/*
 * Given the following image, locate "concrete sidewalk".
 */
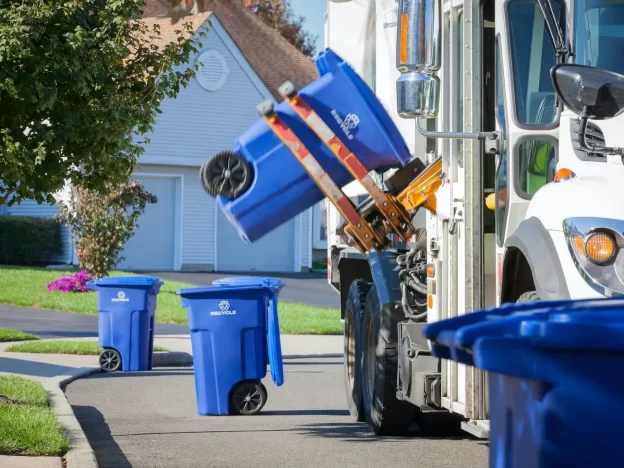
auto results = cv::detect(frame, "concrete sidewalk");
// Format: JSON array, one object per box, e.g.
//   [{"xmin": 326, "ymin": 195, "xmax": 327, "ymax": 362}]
[
  {"xmin": 0, "ymin": 333, "xmax": 343, "ymax": 359},
  {"xmin": 0, "ymin": 334, "xmax": 342, "ymax": 468}
]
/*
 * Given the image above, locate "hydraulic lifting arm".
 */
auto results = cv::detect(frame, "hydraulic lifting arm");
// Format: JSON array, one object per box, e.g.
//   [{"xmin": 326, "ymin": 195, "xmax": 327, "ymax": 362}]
[{"xmin": 258, "ymin": 81, "xmax": 444, "ymax": 255}]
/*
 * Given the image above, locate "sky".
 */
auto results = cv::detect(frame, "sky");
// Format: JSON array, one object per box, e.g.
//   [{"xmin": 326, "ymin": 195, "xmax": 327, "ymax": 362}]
[{"xmin": 290, "ymin": 0, "xmax": 326, "ymax": 52}]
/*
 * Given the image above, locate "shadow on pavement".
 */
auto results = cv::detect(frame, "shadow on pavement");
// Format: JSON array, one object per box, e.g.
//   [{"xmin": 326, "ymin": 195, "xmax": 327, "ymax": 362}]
[
  {"xmin": 88, "ymin": 370, "xmax": 195, "ymax": 379},
  {"xmin": 0, "ymin": 356, "xmax": 75, "ymax": 378},
  {"xmin": 72, "ymin": 405, "xmax": 132, "ymax": 468},
  {"xmin": 296, "ymin": 422, "xmax": 480, "ymax": 443},
  {"xmin": 263, "ymin": 409, "xmax": 350, "ymax": 416},
  {"xmin": 283, "ymin": 361, "xmax": 342, "ymax": 366}
]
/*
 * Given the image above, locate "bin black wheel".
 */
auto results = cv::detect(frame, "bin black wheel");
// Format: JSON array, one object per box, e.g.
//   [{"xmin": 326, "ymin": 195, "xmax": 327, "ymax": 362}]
[
  {"xmin": 230, "ymin": 381, "xmax": 267, "ymax": 415},
  {"xmin": 99, "ymin": 349, "xmax": 121, "ymax": 373},
  {"xmin": 200, "ymin": 151, "xmax": 252, "ymax": 200}
]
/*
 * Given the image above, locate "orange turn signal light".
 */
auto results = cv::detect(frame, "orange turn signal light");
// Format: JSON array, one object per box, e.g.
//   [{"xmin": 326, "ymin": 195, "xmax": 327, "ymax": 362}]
[
  {"xmin": 554, "ymin": 168, "xmax": 576, "ymax": 182},
  {"xmin": 426, "ymin": 263, "xmax": 435, "ymax": 277},
  {"xmin": 585, "ymin": 232, "xmax": 616, "ymax": 264}
]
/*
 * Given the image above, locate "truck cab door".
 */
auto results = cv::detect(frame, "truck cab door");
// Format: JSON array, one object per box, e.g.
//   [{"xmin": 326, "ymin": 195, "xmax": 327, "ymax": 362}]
[{"xmin": 493, "ymin": 0, "xmax": 561, "ymax": 304}]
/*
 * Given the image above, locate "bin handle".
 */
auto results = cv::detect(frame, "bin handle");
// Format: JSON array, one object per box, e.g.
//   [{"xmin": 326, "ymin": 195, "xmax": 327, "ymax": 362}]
[{"xmin": 266, "ymin": 291, "xmax": 285, "ymax": 386}]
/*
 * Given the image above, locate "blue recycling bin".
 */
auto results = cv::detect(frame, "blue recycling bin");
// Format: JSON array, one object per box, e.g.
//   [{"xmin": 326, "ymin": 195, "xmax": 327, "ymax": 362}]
[
  {"xmin": 178, "ymin": 281, "xmax": 284, "ymax": 416},
  {"xmin": 422, "ymin": 297, "xmax": 624, "ymax": 468},
  {"xmin": 218, "ymin": 48, "xmax": 412, "ymax": 243},
  {"xmin": 87, "ymin": 276, "xmax": 163, "ymax": 373},
  {"xmin": 212, "ymin": 276, "xmax": 286, "ymax": 386}
]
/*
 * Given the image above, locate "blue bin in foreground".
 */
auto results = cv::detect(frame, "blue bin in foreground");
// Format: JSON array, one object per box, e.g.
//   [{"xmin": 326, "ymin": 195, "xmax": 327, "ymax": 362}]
[
  {"xmin": 217, "ymin": 48, "xmax": 412, "ymax": 243},
  {"xmin": 178, "ymin": 281, "xmax": 284, "ymax": 416},
  {"xmin": 422, "ymin": 297, "xmax": 624, "ymax": 468},
  {"xmin": 87, "ymin": 276, "xmax": 163, "ymax": 373},
  {"xmin": 212, "ymin": 276, "xmax": 286, "ymax": 386}
]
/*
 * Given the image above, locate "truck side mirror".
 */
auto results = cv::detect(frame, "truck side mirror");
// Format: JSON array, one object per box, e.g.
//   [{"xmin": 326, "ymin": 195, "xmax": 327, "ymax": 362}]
[
  {"xmin": 551, "ymin": 63, "xmax": 624, "ymax": 120},
  {"xmin": 396, "ymin": 0, "xmax": 442, "ymax": 119},
  {"xmin": 551, "ymin": 63, "xmax": 624, "ymax": 158}
]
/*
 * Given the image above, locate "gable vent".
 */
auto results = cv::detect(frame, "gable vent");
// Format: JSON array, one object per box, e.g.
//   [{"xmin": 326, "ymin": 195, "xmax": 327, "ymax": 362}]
[
  {"xmin": 196, "ymin": 50, "xmax": 230, "ymax": 92},
  {"xmin": 570, "ymin": 119, "xmax": 606, "ymax": 161}
]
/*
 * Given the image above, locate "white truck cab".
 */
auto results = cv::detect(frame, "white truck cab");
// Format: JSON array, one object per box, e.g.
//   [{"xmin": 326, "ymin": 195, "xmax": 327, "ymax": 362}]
[{"xmin": 325, "ymin": 0, "xmax": 624, "ymax": 438}]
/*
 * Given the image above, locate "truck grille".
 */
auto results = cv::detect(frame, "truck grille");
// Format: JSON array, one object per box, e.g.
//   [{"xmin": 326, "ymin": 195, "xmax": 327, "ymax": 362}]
[{"xmin": 570, "ymin": 119, "xmax": 606, "ymax": 160}]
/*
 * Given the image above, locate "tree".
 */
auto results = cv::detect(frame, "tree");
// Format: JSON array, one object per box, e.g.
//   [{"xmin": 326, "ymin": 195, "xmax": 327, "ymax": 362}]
[
  {"xmin": 0, "ymin": 0, "xmax": 206, "ymax": 206},
  {"xmin": 243, "ymin": 0, "xmax": 317, "ymax": 58},
  {"xmin": 56, "ymin": 180, "xmax": 157, "ymax": 278}
]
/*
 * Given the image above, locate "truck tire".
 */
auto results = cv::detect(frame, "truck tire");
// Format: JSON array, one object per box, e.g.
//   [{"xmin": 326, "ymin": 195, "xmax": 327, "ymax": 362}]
[
  {"xmin": 343, "ymin": 280, "xmax": 372, "ymax": 422},
  {"xmin": 361, "ymin": 285, "xmax": 415, "ymax": 436},
  {"xmin": 516, "ymin": 290, "xmax": 540, "ymax": 303}
]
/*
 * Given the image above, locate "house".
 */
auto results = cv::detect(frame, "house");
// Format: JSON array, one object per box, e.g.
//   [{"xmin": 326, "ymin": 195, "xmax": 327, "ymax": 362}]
[{"xmin": 3, "ymin": 0, "xmax": 327, "ymax": 273}]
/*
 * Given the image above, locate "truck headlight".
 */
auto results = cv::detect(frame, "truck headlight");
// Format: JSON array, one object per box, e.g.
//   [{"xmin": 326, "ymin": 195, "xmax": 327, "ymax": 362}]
[
  {"xmin": 564, "ymin": 217, "xmax": 624, "ymax": 297},
  {"xmin": 572, "ymin": 231, "xmax": 618, "ymax": 265}
]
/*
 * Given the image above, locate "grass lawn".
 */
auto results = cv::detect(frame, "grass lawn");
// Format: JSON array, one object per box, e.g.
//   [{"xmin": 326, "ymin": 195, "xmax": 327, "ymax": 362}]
[
  {"xmin": 0, "ymin": 266, "xmax": 343, "ymax": 335},
  {"xmin": 0, "ymin": 375, "xmax": 69, "ymax": 456},
  {"xmin": 0, "ymin": 328, "xmax": 39, "ymax": 343},
  {"xmin": 5, "ymin": 340, "xmax": 169, "ymax": 355}
]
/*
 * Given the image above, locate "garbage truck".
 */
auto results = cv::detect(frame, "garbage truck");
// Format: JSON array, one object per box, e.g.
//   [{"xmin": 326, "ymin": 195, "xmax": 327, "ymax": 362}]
[
  {"xmin": 199, "ymin": 0, "xmax": 624, "ymax": 439},
  {"xmin": 321, "ymin": 0, "xmax": 624, "ymax": 438}
]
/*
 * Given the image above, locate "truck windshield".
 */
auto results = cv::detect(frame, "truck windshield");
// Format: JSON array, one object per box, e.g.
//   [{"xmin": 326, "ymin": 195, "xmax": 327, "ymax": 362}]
[{"xmin": 574, "ymin": 0, "xmax": 624, "ymax": 75}]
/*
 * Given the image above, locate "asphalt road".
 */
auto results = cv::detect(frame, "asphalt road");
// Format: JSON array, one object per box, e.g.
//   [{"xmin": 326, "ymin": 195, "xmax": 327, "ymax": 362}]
[
  {"xmin": 149, "ymin": 271, "xmax": 340, "ymax": 309},
  {"xmin": 66, "ymin": 359, "xmax": 488, "ymax": 468},
  {"xmin": 0, "ymin": 304, "xmax": 187, "ymax": 339}
]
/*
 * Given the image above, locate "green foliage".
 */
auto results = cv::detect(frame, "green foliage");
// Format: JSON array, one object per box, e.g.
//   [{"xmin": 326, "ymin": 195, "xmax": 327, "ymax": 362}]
[
  {"xmin": 0, "ymin": 0, "xmax": 206, "ymax": 206},
  {"xmin": 55, "ymin": 180, "xmax": 157, "ymax": 278},
  {"xmin": 0, "ymin": 216, "xmax": 61, "ymax": 265},
  {"xmin": 243, "ymin": 0, "xmax": 317, "ymax": 58},
  {"xmin": 0, "ymin": 376, "xmax": 69, "ymax": 456}
]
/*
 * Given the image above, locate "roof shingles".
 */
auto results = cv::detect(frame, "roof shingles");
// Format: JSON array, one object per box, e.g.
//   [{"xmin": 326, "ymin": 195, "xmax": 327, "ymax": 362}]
[{"xmin": 141, "ymin": 0, "xmax": 319, "ymax": 100}]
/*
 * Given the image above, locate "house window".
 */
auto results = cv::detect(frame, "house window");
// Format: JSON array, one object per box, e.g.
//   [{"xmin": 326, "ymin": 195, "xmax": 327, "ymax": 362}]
[
  {"xmin": 195, "ymin": 50, "xmax": 230, "ymax": 92},
  {"xmin": 313, "ymin": 200, "xmax": 328, "ymax": 250}
]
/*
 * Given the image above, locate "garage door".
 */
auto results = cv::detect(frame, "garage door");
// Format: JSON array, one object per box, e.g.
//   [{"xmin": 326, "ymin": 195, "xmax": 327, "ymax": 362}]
[
  {"xmin": 117, "ymin": 177, "xmax": 178, "ymax": 271},
  {"xmin": 216, "ymin": 205, "xmax": 295, "ymax": 272}
]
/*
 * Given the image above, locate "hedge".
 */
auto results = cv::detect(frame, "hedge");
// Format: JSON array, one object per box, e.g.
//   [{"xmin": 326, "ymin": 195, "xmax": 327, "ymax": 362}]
[{"xmin": 0, "ymin": 216, "xmax": 63, "ymax": 265}]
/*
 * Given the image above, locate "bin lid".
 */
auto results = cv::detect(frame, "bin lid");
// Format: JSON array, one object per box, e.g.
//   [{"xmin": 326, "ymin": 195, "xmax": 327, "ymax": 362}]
[
  {"xmin": 177, "ymin": 283, "xmax": 279, "ymax": 297},
  {"xmin": 87, "ymin": 276, "xmax": 163, "ymax": 288},
  {"xmin": 212, "ymin": 276, "xmax": 285, "ymax": 290},
  {"xmin": 422, "ymin": 297, "xmax": 624, "ymax": 368}
]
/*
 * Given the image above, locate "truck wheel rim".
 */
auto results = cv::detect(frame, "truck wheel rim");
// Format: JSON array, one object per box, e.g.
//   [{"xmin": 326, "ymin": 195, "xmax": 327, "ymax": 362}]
[
  {"xmin": 346, "ymin": 316, "xmax": 356, "ymax": 388},
  {"xmin": 366, "ymin": 316, "xmax": 375, "ymax": 399}
]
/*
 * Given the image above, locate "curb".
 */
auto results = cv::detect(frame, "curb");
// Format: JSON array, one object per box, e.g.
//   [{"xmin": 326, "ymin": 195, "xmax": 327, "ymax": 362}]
[
  {"xmin": 44, "ymin": 368, "xmax": 101, "ymax": 468},
  {"xmin": 152, "ymin": 351, "xmax": 343, "ymax": 367}
]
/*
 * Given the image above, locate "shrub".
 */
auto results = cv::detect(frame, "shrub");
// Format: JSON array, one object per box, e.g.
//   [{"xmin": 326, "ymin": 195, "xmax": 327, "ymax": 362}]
[
  {"xmin": 0, "ymin": 216, "xmax": 62, "ymax": 265},
  {"xmin": 55, "ymin": 181, "xmax": 157, "ymax": 278},
  {"xmin": 47, "ymin": 270, "xmax": 92, "ymax": 293}
]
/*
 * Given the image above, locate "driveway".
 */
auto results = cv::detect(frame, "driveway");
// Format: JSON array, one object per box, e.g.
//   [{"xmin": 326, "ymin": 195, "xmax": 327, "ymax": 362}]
[
  {"xmin": 147, "ymin": 271, "xmax": 340, "ymax": 309},
  {"xmin": 0, "ymin": 304, "xmax": 187, "ymax": 339},
  {"xmin": 66, "ymin": 358, "xmax": 488, "ymax": 468}
]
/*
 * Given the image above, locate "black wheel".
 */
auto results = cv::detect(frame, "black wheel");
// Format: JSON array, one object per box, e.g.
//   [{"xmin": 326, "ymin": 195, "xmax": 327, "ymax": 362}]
[
  {"xmin": 343, "ymin": 280, "xmax": 372, "ymax": 422},
  {"xmin": 230, "ymin": 381, "xmax": 267, "ymax": 415},
  {"xmin": 99, "ymin": 349, "xmax": 121, "ymax": 373},
  {"xmin": 200, "ymin": 151, "xmax": 252, "ymax": 200},
  {"xmin": 361, "ymin": 285, "xmax": 415, "ymax": 436},
  {"xmin": 516, "ymin": 290, "xmax": 540, "ymax": 303}
]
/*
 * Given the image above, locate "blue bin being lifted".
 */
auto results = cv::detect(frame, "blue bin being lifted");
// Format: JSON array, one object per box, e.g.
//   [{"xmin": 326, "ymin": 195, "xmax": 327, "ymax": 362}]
[
  {"xmin": 214, "ymin": 48, "xmax": 412, "ymax": 243},
  {"xmin": 422, "ymin": 297, "xmax": 624, "ymax": 468},
  {"xmin": 178, "ymin": 281, "xmax": 284, "ymax": 416},
  {"xmin": 212, "ymin": 276, "xmax": 286, "ymax": 386},
  {"xmin": 87, "ymin": 276, "xmax": 163, "ymax": 373}
]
